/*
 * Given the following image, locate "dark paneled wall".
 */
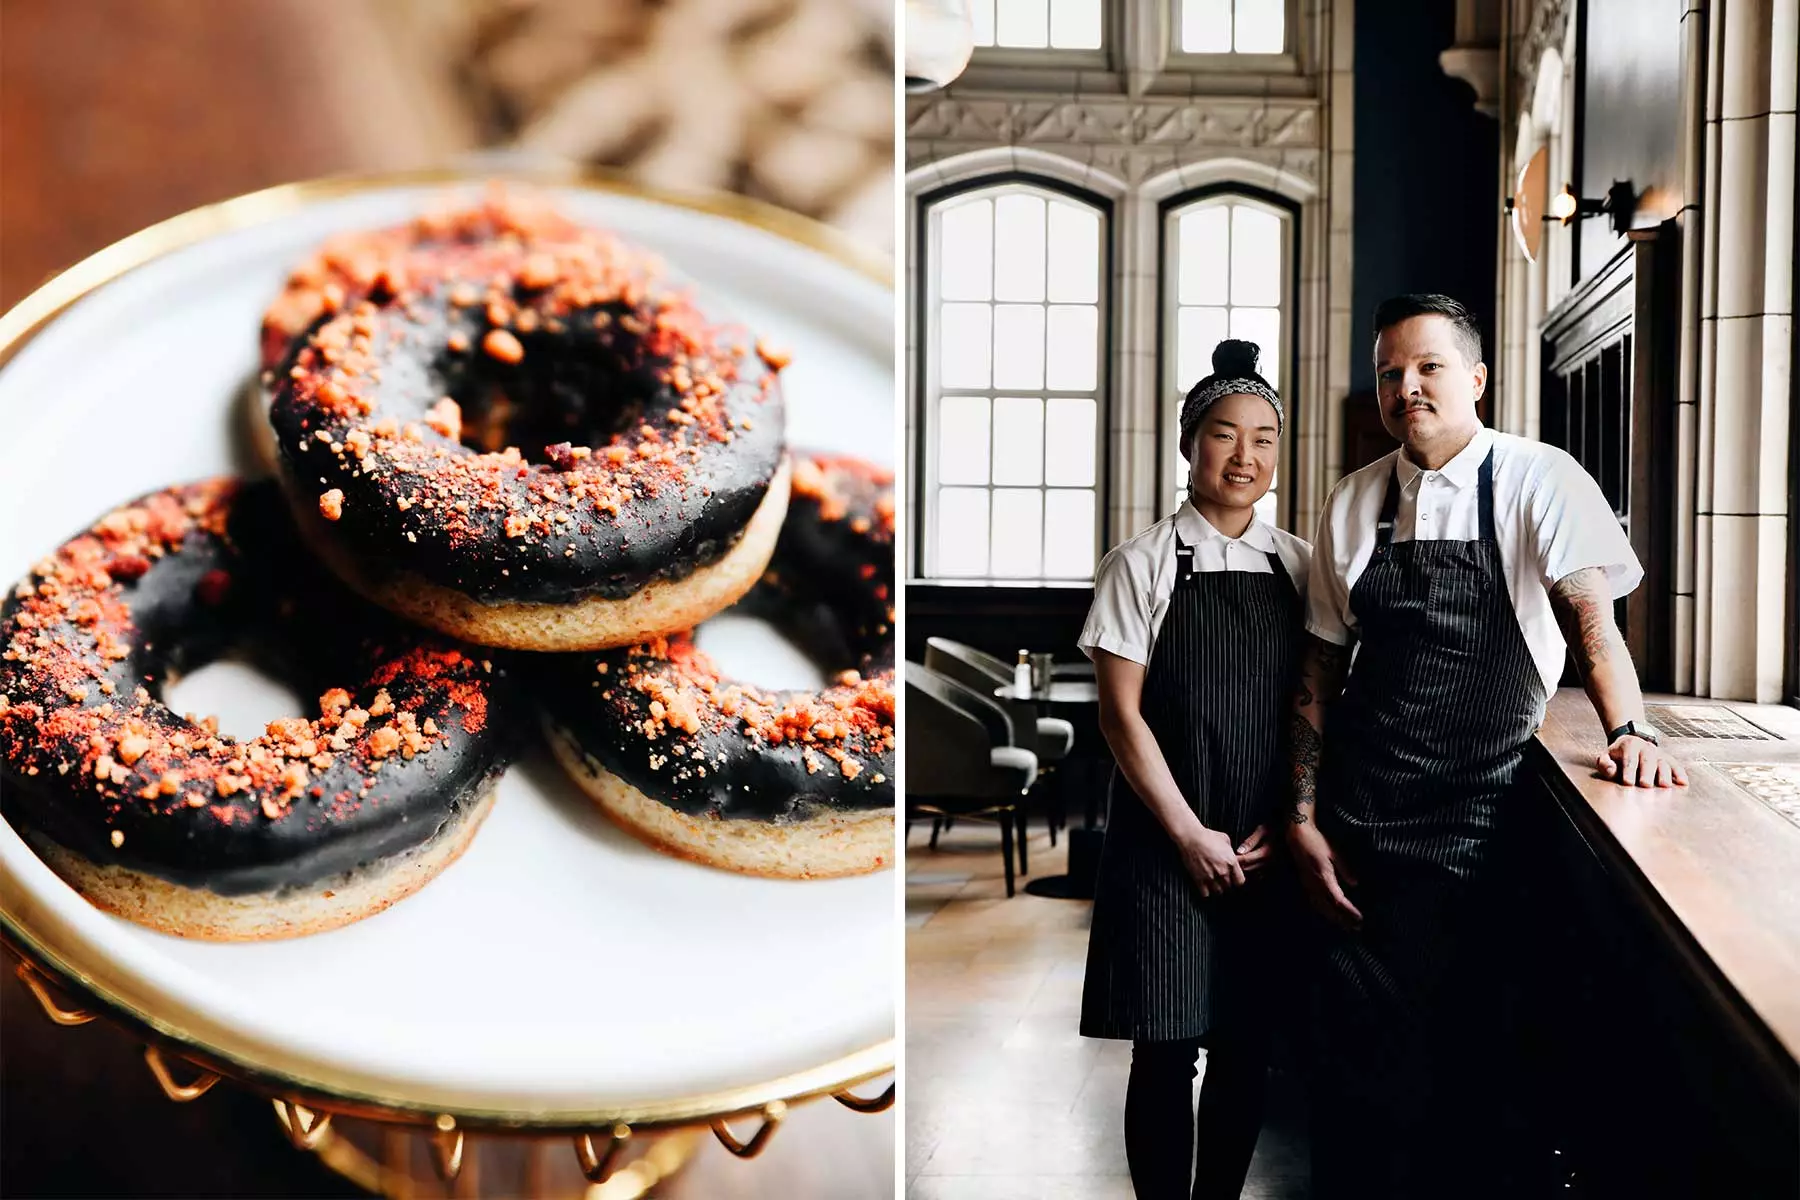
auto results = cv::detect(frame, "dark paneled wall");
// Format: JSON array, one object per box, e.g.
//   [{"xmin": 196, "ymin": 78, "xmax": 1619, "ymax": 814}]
[
  {"xmin": 1350, "ymin": 0, "xmax": 1499, "ymax": 394},
  {"xmin": 905, "ymin": 584, "xmax": 1093, "ymax": 666},
  {"xmin": 1577, "ymin": 0, "xmax": 1686, "ymax": 284}
]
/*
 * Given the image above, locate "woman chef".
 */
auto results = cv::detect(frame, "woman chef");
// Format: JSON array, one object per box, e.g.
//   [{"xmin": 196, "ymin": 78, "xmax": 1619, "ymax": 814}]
[{"xmin": 1076, "ymin": 340, "xmax": 1311, "ymax": 1200}]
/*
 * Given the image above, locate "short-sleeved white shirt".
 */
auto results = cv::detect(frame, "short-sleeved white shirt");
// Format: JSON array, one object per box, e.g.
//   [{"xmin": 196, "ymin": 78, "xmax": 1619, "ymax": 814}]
[
  {"xmin": 1305, "ymin": 425, "xmax": 1643, "ymax": 694},
  {"xmin": 1078, "ymin": 503, "xmax": 1314, "ymax": 666}
]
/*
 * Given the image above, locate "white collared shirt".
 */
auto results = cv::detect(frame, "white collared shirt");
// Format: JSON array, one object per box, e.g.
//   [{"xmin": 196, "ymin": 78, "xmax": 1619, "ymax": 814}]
[
  {"xmin": 1079, "ymin": 503, "xmax": 1314, "ymax": 666},
  {"xmin": 1306, "ymin": 425, "xmax": 1643, "ymax": 694}
]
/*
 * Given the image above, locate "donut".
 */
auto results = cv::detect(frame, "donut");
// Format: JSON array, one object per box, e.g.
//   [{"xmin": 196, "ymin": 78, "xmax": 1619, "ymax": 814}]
[
  {"xmin": 542, "ymin": 455, "xmax": 896, "ymax": 879},
  {"xmin": 259, "ymin": 192, "xmax": 790, "ymax": 652},
  {"xmin": 0, "ymin": 480, "xmax": 521, "ymax": 940}
]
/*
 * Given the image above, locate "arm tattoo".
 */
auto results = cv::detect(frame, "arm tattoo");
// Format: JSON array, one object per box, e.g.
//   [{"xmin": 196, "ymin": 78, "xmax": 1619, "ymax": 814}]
[
  {"xmin": 1288, "ymin": 712, "xmax": 1322, "ymax": 824},
  {"xmin": 1287, "ymin": 635, "xmax": 1343, "ymax": 825},
  {"xmin": 1550, "ymin": 567, "xmax": 1618, "ymax": 677}
]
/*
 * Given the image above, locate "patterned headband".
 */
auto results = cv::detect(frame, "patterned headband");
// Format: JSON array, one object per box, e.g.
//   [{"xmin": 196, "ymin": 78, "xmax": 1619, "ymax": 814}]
[{"xmin": 1179, "ymin": 377, "xmax": 1285, "ymax": 441}]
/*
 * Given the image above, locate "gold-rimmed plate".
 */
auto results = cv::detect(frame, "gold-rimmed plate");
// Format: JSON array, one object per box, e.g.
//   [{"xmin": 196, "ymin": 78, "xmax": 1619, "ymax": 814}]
[{"xmin": 0, "ymin": 169, "xmax": 895, "ymax": 1126}]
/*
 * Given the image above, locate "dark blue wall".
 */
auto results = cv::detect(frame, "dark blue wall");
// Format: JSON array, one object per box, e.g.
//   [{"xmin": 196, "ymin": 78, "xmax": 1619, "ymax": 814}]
[{"xmin": 1351, "ymin": 0, "xmax": 1500, "ymax": 391}]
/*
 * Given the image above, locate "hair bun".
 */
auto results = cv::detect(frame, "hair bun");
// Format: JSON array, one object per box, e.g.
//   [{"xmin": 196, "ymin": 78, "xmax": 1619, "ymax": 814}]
[{"xmin": 1211, "ymin": 339, "xmax": 1261, "ymax": 378}]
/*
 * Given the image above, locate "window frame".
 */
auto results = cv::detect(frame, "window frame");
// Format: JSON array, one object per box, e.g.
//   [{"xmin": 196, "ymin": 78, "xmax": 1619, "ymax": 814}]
[
  {"xmin": 966, "ymin": 0, "xmax": 1114, "ymax": 69},
  {"xmin": 912, "ymin": 173, "xmax": 1115, "ymax": 586},
  {"xmin": 1156, "ymin": 182, "xmax": 1302, "ymax": 532},
  {"xmin": 1164, "ymin": 0, "xmax": 1302, "ymax": 73}
]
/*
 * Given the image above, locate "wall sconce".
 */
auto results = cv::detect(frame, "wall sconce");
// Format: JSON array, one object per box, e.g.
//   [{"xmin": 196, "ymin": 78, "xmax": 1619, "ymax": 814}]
[{"xmin": 1546, "ymin": 180, "xmax": 1637, "ymax": 234}]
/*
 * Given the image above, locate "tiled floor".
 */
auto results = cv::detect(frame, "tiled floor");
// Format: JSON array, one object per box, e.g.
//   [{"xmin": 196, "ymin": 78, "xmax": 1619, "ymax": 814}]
[{"xmin": 905, "ymin": 815, "xmax": 1311, "ymax": 1199}]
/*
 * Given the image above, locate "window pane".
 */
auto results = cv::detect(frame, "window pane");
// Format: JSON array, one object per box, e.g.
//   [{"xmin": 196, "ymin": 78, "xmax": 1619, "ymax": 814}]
[
  {"xmin": 1229, "ymin": 206, "xmax": 1282, "ymax": 307},
  {"xmin": 1178, "ymin": 206, "xmax": 1229, "ymax": 306},
  {"xmin": 970, "ymin": 0, "xmax": 997, "ymax": 46},
  {"xmin": 1044, "ymin": 489, "xmax": 1097, "ymax": 577},
  {"xmin": 992, "ymin": 396, "xmax": 1045, "ymax": 486},
  {"xmin": 1229, "ymin": 307, "xmax": 1281, "ymax": 388},
  {"xmin": 995, "ymin": 0, "xmax": 1049, "ymax": 47},
  {"xmin": 1046, "ymin": 202, "xmax": 1100, "ymax": 303},
  {"xmin": 1234, "ymin": 0, "xmax": 1285, "ymax": 52},
  {"xmin": 1045, "ymin": 305, "xmax": 1098, "ymax": 390},
  {"xmin": 994, "ymin": 193, "xmax": 1047, "ymax": 302},
  {"xmin": 1182, "ymin": 0, "xmax": 1232, "ymax": 52},
  {"xmin": 937, "ymin": 487, "xmax": 991, "ymax": 576},
  {"xmin": 1177, "ymin": 306, "xmax": 1229, "ymax": 390},
  {"xmin": 940, "ymin": 303, "xmax": 993, "ymax": 388},
  {"xmin": 993, "ymin": 304, "xmax": 1046, "ymax": 390},
  {"xmin": 938, "ymin": 395, "xmax": 992, "ymax": 485},
  {"xmin": 990, "ymin": 489, "xmax": 1044, "ymax": 577},
  {"xmin": 1049, "ymin": 0, "xmax": 1102, "ymax": 49},
  {"xmin": 939, "ymin": 199, "xmax": 993, "ymax": 302},
  {"xmin": 1045, "ymin": 397, "xmax": 1097, "ymax": 486}
]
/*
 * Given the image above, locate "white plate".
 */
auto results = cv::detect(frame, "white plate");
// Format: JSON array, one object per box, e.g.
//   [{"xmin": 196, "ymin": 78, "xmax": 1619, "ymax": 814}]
[{"xmin": 0, "ymin": 175, "xmax": 895, "ymax": 1120}]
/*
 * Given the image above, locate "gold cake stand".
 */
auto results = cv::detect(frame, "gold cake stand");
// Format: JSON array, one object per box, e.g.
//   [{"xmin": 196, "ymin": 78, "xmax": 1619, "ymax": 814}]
[
  {"xmin": 0, "ymin": 167, "xmax": 895, "ymax": 1197},
  {"xmin": 7, "ymin": 929, "xmax": 894, "ymax": 1198}
]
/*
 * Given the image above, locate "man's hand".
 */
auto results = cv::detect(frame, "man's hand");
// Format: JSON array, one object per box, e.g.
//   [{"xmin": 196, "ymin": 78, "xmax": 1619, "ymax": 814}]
[
  {"xmin": 1235, "ymin": 824, "xmax": 1274, "ymax": 875},
  {"xmin": 1549, "ymin": 569, "xmax": 1690, "ymax": 791},
  {"xmin": 1287, "ymin": 822, "xmax": 1362, "ymax": 929},
  {"xmin": 1178, "ymin": 826, "xmax": 1245, "ymax": 897},
  {"xmin": 1597, "ymin": 735, "xmax": 1689, "ymax": 788}
]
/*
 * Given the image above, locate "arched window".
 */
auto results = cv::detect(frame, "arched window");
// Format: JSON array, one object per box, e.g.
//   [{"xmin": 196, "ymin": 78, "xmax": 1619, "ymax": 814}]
[
  {"xmin": 919, "ymin": 181, "xmax": 1107, "ymax": 581},
  {"xmin": 1161, "ymin": 189, "xmax": 1295, "ymax": 523}
]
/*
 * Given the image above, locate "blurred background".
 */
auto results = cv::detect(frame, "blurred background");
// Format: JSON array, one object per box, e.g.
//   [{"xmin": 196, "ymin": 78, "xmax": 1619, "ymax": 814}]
[
  {"xmin": 0, "ymin": 0, "xmax": 894, "ymax": 1195},
  {"xmin": 1, "ymin": 0, "xmax": 895, "ymax": 308}
]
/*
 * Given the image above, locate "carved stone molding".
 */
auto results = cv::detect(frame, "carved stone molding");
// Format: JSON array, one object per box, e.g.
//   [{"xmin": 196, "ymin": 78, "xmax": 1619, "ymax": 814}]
[
  {"xmin": 905, "ymin": 138, "xmax": 1321, "ymax": 192},
  {"xmin": 905, "ymin": 95, "xmax": 1320, "ymax": 151}
]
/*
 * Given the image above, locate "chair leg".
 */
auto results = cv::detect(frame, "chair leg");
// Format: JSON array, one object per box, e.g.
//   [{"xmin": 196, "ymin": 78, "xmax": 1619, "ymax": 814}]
[
  {"xmin": 999, "ymin": 809, "xmax": 1016, "ymax": 898},
  {"xmin": 1016, "ymin": 804, "xmax": 1030, "ymax": 876},
  {"xmin": 929, "ymin": 817, "xmax": 942, "ymax": 848}
]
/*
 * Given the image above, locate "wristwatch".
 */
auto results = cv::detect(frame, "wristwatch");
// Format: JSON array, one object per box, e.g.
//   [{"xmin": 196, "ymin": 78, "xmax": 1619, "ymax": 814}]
[{"xmin": 1607, "ymin": 719, "xmax": 1662, "ymax": 747}]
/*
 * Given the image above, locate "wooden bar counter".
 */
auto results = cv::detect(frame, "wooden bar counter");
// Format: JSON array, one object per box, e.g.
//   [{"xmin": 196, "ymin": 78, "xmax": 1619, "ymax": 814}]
[{"xmin": 1515, "ymin": 690, "xmax": 1800, "ymax": 1197}]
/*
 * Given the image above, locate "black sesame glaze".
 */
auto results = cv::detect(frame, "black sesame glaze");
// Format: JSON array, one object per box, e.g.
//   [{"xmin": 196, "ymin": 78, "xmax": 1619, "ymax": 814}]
[{"xmin": 263, "ymin": 201, "xmax": 786, "ymax": 607}]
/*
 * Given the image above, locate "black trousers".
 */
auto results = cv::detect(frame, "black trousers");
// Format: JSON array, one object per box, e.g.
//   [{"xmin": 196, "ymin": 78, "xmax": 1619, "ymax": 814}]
[
  {"xmin": 1124, "ymin": 1027, "xmax": 1271, "ymax": 1200},
  {"xmin": 1308, "ymin": 842, "xmax": 1536, "ymax": 1200}
]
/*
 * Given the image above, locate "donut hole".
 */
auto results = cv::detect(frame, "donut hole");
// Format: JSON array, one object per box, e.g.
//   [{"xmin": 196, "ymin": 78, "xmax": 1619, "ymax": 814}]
[
  {"xmin": 693, "ymin": 612, "xmax": 828, "ymax": 693},
  {"xmin": 161, "ymin": 656, "xmax": 312, "ymax": 744},
  {"xmin": 442, "ymin": 321, "xmax": 653, "ymax": 466}
]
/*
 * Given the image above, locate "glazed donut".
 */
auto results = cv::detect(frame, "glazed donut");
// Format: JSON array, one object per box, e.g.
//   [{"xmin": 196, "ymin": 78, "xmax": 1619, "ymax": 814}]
[
  {"xmin": 0, "ymin": 480, "xmax": 521, "ymax": 940},
  {"xmin": 260, "ymin": 193, "xmax": 790, "ymax": 652},
  {"xmin": 542, "ymin": 455, "xmax": 895, "ymax": 879}
]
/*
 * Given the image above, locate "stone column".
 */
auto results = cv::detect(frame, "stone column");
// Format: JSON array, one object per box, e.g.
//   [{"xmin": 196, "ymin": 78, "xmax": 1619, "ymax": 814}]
[
  {"xmin": 1693, "ymin": 0, "xmax": 1796, "ymax": 701},
  {"xmin": 1109, "ymin": 192, "xmax": 1162, "ymax": 545}
]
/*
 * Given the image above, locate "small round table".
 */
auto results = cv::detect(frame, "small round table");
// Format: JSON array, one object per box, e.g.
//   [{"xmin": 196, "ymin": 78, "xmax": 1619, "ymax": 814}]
[{"xmin": 993, "ymin": 682, "xmax": 1105, "ymax": 900}]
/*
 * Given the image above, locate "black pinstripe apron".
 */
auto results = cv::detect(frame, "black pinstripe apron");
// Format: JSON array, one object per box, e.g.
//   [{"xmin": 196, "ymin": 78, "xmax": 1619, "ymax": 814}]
[
  {"xmin": 1312, "ymin": 449, "xmax": 1544, "ymax": 1197},
  {"xmin": 1080, "ymin": 539, "xmax": 1302, "ymax": 1042}
]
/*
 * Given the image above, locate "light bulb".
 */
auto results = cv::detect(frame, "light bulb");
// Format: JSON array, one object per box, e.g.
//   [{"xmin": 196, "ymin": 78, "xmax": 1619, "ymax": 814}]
[{"xmin": 1548, "ymin": 184, "xmax": 1579, "ymax": 223}]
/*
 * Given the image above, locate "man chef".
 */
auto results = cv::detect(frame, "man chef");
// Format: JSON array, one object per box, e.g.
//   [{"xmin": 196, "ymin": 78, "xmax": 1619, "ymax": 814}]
[{"xmin": 1283, "ymin": 293, "xmax": 1687, "ymax": 1198}]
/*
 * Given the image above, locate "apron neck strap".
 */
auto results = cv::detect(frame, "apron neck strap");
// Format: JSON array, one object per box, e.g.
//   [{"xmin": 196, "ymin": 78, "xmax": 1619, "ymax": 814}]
[
  {"xmin": 1264, "ymin": 548, "xmax": 1299, "ymax": 597},
  {"xmin": 1477, "ymin": 446, "xmax": 1497, "ymax": 543},
  {"xmin": 1174, "ymin": 537, "xmax": 1196, "ymax": 581},
  {"xmin": 1376, "ymin": 464, "xmax": 1402, "ymax": 548}
]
